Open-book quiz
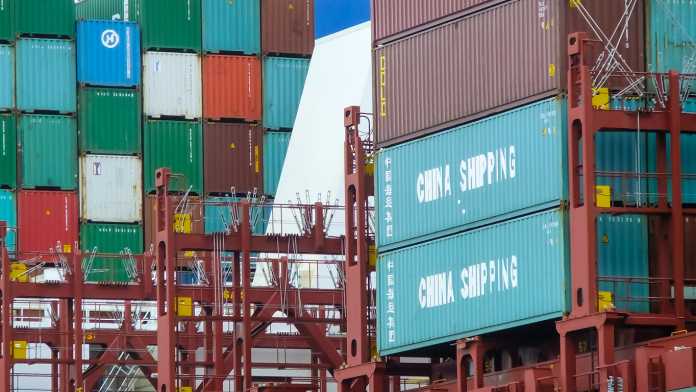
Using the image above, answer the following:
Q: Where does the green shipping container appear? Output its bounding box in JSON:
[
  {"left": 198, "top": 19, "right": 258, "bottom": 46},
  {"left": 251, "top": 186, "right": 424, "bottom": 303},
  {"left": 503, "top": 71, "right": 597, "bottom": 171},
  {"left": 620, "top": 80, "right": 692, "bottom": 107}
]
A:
[
  {"left": 15, "top": 0, "right": 75, "bottom": 38},
  {"left": 646, "top": 0, "right": 696, "bottom": 74},
  {"left": 80, "top": 223, "right": 143, "bottom": 283},
  {"left": 135, "top": 0, "right": 202, "bottom": 52},
  {"left": 144, "top": 119, "right": 203, "bottom": 194},
  {"left": 597, "top": 214, "right": 649, "bottom": 313},
  {"left": 19, "top": 115, "right": 77, "bottom": 190},
  {"left": 263, "top": 131, "right": 290, "bottom": 197},
  {"left": 0, "top": 114, "right": 16, "bottom": 189},
  {"left": 377, "top": 208, "right": 570, "bottom": 355},
  {"left": 79, "top": 87, "right": 142, "bottom": 155},
  {"left": 75, "top": 0, "right": 137, "bottom": 21},
  {"left": 0, "top": 0, "right": 12, "bottom": 42}
]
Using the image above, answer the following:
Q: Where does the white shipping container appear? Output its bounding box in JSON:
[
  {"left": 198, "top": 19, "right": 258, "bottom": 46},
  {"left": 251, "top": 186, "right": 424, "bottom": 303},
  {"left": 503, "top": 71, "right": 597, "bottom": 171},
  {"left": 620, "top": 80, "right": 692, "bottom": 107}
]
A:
[
  {"left": 80, "top": 155, "right": 143, "bottom": 223},
  {"left": 143, "top": 51, "right": 202, "bottom": 119}
]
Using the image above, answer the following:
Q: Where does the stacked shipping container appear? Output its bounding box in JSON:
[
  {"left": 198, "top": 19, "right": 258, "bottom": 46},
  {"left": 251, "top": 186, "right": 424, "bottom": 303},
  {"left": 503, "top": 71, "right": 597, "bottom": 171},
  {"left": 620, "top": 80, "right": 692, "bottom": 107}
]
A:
[
  {"left": 374, "top": 0, "right": 696, "bottom": 355},
  {"left": 0, "top": 0, "right": 315, "bottom": 284}
]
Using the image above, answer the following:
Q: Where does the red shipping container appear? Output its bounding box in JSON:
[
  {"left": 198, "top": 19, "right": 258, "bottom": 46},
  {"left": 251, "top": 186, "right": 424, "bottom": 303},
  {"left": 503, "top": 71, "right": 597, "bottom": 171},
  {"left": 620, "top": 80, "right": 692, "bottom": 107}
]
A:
[
  {"left": 143, "top": 195, "right": 204, "bottom": 250},
  {"left": 18, "top": 190, "right": 79, "bottom": 255},
  {"left": 373, "top": 0, "right": 490, "bottom": 44},
  {"left": 204, "top": 122, "right": 263, "bottom": 195},
  {"left": 262, "top": 0, "right": 314, "bottom": 56},
  {"left": 203, "top": 55, "right": 262, "bottom": 121}
]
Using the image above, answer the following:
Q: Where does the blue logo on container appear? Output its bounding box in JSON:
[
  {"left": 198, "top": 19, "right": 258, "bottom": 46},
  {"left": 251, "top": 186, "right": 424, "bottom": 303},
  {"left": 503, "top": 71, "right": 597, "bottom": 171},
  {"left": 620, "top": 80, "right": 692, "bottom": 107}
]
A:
[{"left": 101, "top": 30, "right": 120, "bottom": 49}]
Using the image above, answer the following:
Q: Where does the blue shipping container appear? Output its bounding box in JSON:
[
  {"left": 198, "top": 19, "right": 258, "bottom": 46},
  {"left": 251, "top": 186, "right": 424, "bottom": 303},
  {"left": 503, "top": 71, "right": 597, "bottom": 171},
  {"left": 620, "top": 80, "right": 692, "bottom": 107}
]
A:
[
  {"left": 77, "top": 20, "right": 141, "bottom": 87},
  {"left": 0, "top": 190, "right": 16, "bottom": 256},
  {"left": 16, "top": 38, "right": 76, "bottom": 113},
  {"left": 646, "top": 0, "right": 696, "bottom": 74},
  {"left": 597, "top": 214, "right": 649, "bottom": 313},
  {"left": 263, "top": 131, "right": 291, "bottom": 197},
  {"left": 263, "top": 57, "right": 310, "bottom": 130},
  {"left": 203, "top": 0, "right": 260, "bottom": 54},
  {"left": 377, "top": 208, "right": 569, "bottom": 355},
  {"left": 376, "top": 97, "right": 568, "bottom": 250},
  {"left": 0, "top": 45, "right": 13, "bottom": 110},
  {"left": 204, "top": 196, "right": 269, "bottom": 235}
]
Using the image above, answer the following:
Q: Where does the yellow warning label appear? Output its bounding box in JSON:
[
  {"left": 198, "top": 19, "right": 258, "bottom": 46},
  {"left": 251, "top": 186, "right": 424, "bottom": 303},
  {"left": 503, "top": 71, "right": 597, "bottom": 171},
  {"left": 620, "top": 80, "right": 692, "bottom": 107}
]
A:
[
  {"left": 174, "top": 214, "right": 192, "bottom": 234},
  {"left": 379, "top": 55, "right": 387, "bottom": 117},
  {"left": 598, "top": 291, "right": 614, "bottom": 312},
  {"left": 548, "top": 63, "right": 556, "bottom": 78},
  {"left": 595, "top": 185, "right": 611, "bottom": 208}
]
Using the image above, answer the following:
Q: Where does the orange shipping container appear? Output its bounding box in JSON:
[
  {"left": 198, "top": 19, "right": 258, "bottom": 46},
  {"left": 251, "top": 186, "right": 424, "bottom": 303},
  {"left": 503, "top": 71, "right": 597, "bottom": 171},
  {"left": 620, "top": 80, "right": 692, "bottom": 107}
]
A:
[{"left": 202, "top": 55, "right": 262, "bottom": 121}]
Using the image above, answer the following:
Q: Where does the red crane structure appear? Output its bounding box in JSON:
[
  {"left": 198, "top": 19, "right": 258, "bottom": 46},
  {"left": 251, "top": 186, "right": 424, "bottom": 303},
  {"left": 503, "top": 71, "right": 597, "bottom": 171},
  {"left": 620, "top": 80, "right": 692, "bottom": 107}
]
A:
[{"left": 335, "top": 33, "right": 696, "bottom": 391}]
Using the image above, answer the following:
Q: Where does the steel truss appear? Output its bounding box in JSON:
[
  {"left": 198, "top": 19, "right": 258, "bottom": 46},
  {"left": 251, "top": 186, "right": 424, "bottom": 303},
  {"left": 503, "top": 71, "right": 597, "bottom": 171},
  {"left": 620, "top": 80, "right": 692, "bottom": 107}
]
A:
[
  {"left": 335, "top": 34, "right": 696, "bottom": 392},
  {"left": 0, "top": 171, "right": 348, "bottom": 391}
]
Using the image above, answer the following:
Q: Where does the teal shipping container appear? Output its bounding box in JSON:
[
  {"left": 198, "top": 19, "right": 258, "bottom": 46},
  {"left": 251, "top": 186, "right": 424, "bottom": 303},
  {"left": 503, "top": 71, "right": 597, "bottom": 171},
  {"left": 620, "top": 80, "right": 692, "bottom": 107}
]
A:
[
  {"left": 204, "top": 196, "right": 269, "bottom": 235},
  {"left": 80, "top": 223, "right": 144, "bottom": 283},
  {"left": 597, "top": 214, "right": 649, "bottom": 313},
  {"left": 203, "top": 0, "right": 260, "bottom": 54},
  {"left": 0, "top": 190, "right": 16, "bottom": 256},
  {"left": 377, "top": 208, "right": 569, "bottom": 355},
  {"left": 144, "top": 119, "right": 203, "bottom": 194},
  {"left": 263, "top": 57, "right": 310, "bottom": 130},
  {"left": 19, "top": 115, "right": 77, "bottom": 190},
  {"left": 263, "top": 131, "right": 290, "bottom": 197},
  {"left": 16, "top": 38, "right": 76, "bottom": 113},
  {"left": 0, "top": 45, "right": 13, "bottom": 110},
  {"left": 0, "top": 114, "right": 16, "bottom": 189},
  {"left": 376, "top": 98, "right": 568, "bottom": 250},
  {"left": 646, "top": 0, "right": 696, "bottom": 74}
]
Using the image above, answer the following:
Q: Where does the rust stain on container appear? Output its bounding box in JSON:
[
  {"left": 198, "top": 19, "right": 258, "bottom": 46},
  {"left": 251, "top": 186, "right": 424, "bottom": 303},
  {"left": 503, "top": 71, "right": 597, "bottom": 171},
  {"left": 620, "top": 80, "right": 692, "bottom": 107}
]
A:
[
  {"left": 17, "top": 190, "right": 79, "bottom": 256},
  {"left": 262, "top": 0, "right": 314, "bottom": 56},
  {"left": 143, "top": 195, "right": 203, "bottom": 251},
  {"left": 372, "top": 0, "right": 492, "bottom": 44},
  {"left": 204, "top": 122, "right": 263, "bottom": 195},
  {"left": 374, "top": 0, "right": 644, "bottom": 147},
  {"left": 203, "top": 55, "right": 262, "bottom": 121}
]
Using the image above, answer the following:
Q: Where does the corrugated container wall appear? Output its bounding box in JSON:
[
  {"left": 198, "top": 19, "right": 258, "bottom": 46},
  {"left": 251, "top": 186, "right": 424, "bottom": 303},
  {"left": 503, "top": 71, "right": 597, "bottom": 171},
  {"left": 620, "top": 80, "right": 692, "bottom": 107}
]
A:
[
  {"left": 202, "top": 55, "right": 261, "bottom": 121},
  {"left": 80, "top": 155, "right": 143, "bottom": 223},
  {"left": 374, "top": 0, "right": 645, "bottom": 147},
  {"left": 646, "top": 0, "right": 696, "bottom": 74},
  {"left": 15, "top": 0, "right": 75, "bottom": 38},
  {"left": 596, "top": 214, "right": 649, "bottom": 313},
  {"left": 0, "top": 190, "right": 16, "bottom": 255},
  {"left": 77, "top": 20, "right": 141, "bottom": 87},
  {"left": 144, "top": 52, "right": 202, "bottom": 119},
  {"left": 262, "top": 0, "right": 314, "bottom": 56},
  {"left": 78, "top": 87, "right": 142, "bottom": 155},
  {"left": 263, "top": 131, "right": 291, "bottom": 197},
  {"left": 377, "top": 208, "right": 569, "bottom": 355},
  {"left": 203, "top": 0, "right": 260, "bottom": 54},
  {"left": 263, "top": 57, "right": 310, "bottom": 130},
  {"left": 377, "top": 98, "right": 567, "bottom": 249},
  {"left": 144, "top": 119, "right": 203, "bottom": 194},
  {"left": 0, "top": 45, "right": 13, "bottom": 110},
  {"left": 80, "top": 223, "right": 143, "bottom": 282},
  {"left": 144, "top": 195, "right": 203, "bottom": 249},
  {"left": 372, "top": 0, "right": 488, "bottom": 43},
  {"left": 204, "top": 196, "right": 269, "bottom": 235},
  {"left": 135, "top": 0, "right": 202, "bottom": 52},
  {"left": 0, "top": 114, "right": 16, "bottom": 189},
  {"left": 17, "top": 190, "right": 79, "bottom": 255},
  {"left": 0, "top": 0, "right": 12, "bottom": 42},
  {"left": 75, "top": 0, "right": 136, "bottom": 21},
  {"left": 19, "top": 115, "right": 77, "bottom": 190},
  {"left": 204, "top": 123, "right": 263, "bottom": 195},
  {"left": 16, "top": 38, "right": 77, "bottom": 114}
]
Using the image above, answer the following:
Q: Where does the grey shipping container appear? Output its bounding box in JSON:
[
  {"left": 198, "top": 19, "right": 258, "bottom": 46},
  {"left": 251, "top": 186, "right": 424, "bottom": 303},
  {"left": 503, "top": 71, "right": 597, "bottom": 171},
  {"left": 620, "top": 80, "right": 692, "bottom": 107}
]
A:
[{"left": 374, "top": 0, "right": 645, "bottom": 147}]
